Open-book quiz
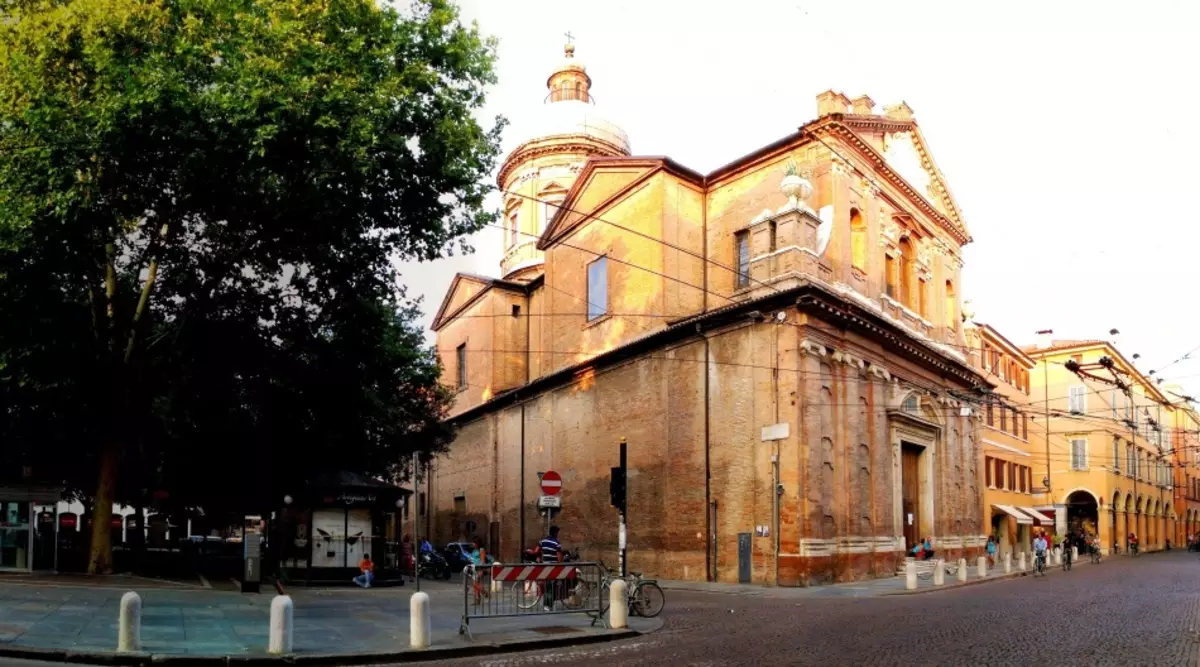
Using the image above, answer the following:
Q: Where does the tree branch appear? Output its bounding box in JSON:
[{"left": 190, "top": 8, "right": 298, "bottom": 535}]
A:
[{"left": 124, "top": 221, "right": 170, "bottom": 365}]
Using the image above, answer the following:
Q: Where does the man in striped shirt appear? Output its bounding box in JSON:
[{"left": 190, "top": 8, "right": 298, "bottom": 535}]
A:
[{"left": 539, "top": 525, "right": 562, "bottom": 610}]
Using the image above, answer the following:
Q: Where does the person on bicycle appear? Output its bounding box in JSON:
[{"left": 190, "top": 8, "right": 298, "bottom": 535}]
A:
[
  {"left": 1033, "top": 532, "right": 1049, "bottom": 573},
  {"left": 1129, "top": 532, "right": 1139, "bottom": 555},
  {"left": 1060, "top": 534, "right": 1073, "bottom": 569},
  {"left": 539, "top": 526, "right": 562, "bottom": 610}
]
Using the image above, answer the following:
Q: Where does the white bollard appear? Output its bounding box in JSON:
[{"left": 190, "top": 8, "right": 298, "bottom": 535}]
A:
[
  {"left": 117, "top": 591, "right": 141, "bottom": 653},
  {"left": 609, "top": 579, "right": 628, "bottom": 629},
  {"left": 1053, "top": 547, "right": 1061, "bottom": 565},
  {"left": 1072, "top": 546, "right": 1079, "bottom": 562},
  {"left": 905, "top": 559, "right": 917, "bottom": 590},
  {"left": 1018, "top": 552, "right": 1027, "bottom": 572},
  {"left": 410, "top": 592, "right": 431, "bottom": 649},
  {"left": 976, "top": 556, "right": 987, "bottom": 578},
  {"left": 1004, "top": 553, "right": 1012, "bottom": 574},
  {"left": 933, "top": 558, "right": 945, "bottom": 586},
  {"left": 268, "top": 595, "right": 293, "bottom": 655},
  {"left": 957, "top": 558, "right": 968, "bottom": 582}
]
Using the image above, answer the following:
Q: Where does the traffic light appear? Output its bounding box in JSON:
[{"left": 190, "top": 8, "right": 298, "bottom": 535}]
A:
[{"left": 610, "top": 466, "right": 626, "bottom": 513}]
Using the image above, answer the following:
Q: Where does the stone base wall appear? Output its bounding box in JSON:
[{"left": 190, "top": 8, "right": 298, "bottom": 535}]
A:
[{"left": 427, "top": 310, "right": 986, "bottom": 587}]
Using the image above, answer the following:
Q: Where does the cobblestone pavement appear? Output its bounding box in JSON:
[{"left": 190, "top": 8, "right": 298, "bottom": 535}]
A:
[{"left": 419, "top": 551, "right": 1200, "bottom": 667}]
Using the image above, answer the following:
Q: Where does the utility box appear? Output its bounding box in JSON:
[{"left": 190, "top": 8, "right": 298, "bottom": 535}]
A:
[{"left": 242, "top": 532, "right": 261, "bottom": 593}]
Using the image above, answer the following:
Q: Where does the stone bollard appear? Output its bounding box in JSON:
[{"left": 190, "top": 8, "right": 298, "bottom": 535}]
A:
[
  {"left": 609, "top": 579, "right": 629, "bottom": 629},
  {"left": 1072, "top": 546, "right": 1079, "bottom": 562},
  {"left": 933, "top": 558, "right": 945, "bottom": 586},
  {"left": 117, "top": 592, "right": 141, "bottom": 653},
  {"left": 268, "top": 595, "right": 293, "bottom": 655},
  {"left": 1004, "top": 553, "right": 1012, "bottom": 574},
  {"left": 977, "top": 556, "right": 987, "bottom": 578},
  {"left": 905, "top": 559, "right": 917, "bottom": 590},
  {"left": 1053, "top": 547, "right": 1061, "bottom": 565},
  {"left": 1018, "top": 552, "right": 1027, "bottom": 572},
  {"left": 957, "top": 558, "right": 968, "bottom": 582},
  {"left": 410, "top": 592, "right": 431, "bottom": 649}
]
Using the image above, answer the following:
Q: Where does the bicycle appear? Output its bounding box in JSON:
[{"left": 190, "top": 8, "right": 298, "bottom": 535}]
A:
[
  {"left": 1034, "top": 550, "right": 1047, "bottom": 576},
  {"left": 595, "top": 561, "right": 666, "bottom": 618},
  {"left": 1090, "top": 544, "right": 1102, "bottom": 564},
  {"left": 1061, "top": 548, "right": 1072, "bottom": 572}
]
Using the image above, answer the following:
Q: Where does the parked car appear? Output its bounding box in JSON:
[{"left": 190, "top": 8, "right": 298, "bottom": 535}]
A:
[{"left": 443, "top": 542, "right": 475, "bottom": 573}]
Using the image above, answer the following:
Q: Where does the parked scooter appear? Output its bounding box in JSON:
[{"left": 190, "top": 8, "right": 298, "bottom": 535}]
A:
[{"left": 418, "top": 550, "right": 452, "bottom": 580}]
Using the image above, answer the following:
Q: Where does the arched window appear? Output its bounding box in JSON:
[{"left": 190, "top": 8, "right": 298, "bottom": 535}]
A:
[
  {"left": 575, "top": 81, "right": 583, "bottom": 101},
  {"left": 850, "top": 208, "right": 866, "bottom": 270},
  {"left": 885, "top": 253, "right": 897, "bottom": 299},
  {"left": 897, "top": 237, "right": 913, "bottom": 309},
  {"left": 945, "top": 279, "right": 956, "bottom": 329}
]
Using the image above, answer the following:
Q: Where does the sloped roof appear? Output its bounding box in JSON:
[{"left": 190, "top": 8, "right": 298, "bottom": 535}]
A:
[{"left": 430, "top": 272, "right": 535, "bottom": 332}]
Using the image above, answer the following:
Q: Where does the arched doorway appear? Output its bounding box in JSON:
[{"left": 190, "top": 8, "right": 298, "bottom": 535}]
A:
[
  {"left": 1111, "top": 491, "right": 1121, "bottom": 554},
  {"left": 1064, "top": 489, "right": 1099, "bottom": 543}
]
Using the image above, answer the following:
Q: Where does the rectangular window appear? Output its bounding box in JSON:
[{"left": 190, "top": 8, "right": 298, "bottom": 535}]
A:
[
  {"left": 735, "top": 231, "right": 750, "bottom": 289},
  {"left": 1113, "top": 437, "right": 1120, "bottom": 472},
  {"left": 587, "top": 256, "right": 608, "bottom": 321},
  {"left": 453, "top": 495, "right": 466, "bottom": 514},
  {"left": 1000, "top": 407, "right": 1007, "bottom": 432},
  {"left": 985, "top": 456, "right": 993, "bottom": 487},
  {"left": 455, "top": 343, "right": 467, "bottom": 389},
  {"left": 918, "top": 278, "right": 928, "bottom": 319},
  {"left": 540, "top": 198, "right": 563, "bottom": 233},
  {"left": 1112, "top": 390, "right": 1122, "bottom": 419},
  {"left": 1068, "top": 386, "right": 1086, "bottom": 415},
  {"left": 507, "top": 210, "right": 519, "bottom": 248},
  {"left": 1019, "top": 466, "right": 1027, "bottom": 493},
  {"left": 1012, "top": 409, "right": 1020, "bottom": 436},
  {"left": 1007, "top": 462, "right": 1015, "bottom": 491},
  {"left": 1127, "top": 445, "right": 1135, "bottom": 477},
  {"left": 986, "top": 401, "right": 994, "bottom": 427},
  {"left": 1071, "top": 438, "right": 1088, "bottom": 470},
  {"left": 1022, "top": 414, "right": 1028, "bottom": 440},
  {"left": 885, "top": 254, "right": 897, "bottom": 298},
  {"left": 996, "top": 459, "right": 1005, "bottom": 489}
]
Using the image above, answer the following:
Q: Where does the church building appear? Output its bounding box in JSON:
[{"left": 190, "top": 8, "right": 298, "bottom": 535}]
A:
[{"left": 428, "top": 43, "right": 990, "bottom": 585}]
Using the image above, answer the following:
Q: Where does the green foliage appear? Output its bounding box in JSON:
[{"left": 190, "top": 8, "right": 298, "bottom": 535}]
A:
[{"left": 0, "top": 0, "right": 501, "bottom": 517}]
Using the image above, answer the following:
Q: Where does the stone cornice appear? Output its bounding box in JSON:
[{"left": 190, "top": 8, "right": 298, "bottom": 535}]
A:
[
  {"left": 808, "top": 121, "right": 970, "bottom": 247},
  {"left": 497, "top": 136, "right": 628, "bottom": 189}
]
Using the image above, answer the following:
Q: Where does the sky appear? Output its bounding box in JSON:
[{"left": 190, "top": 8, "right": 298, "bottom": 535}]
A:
[{"left": 396, "top": 0, "right": 1200, "bottom": 396}]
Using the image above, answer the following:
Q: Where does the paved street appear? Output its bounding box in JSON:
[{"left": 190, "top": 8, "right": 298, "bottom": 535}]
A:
[
  {"left": 0, "top": 577, "right": 646, "bottom": 657},
  {"left": 421, "top": 551, "right": 1200, "bottom": 667}
]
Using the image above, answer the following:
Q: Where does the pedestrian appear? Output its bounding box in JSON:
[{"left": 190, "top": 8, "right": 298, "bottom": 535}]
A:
[
  {"left": 985, "top": 536, "right": 997, "bottom": 566},
  {"left": 420, "top": 537, "right": 433, "bottom": 554},
  {"left": 468, "top": 538, "right": 492, "bottom": 604},
  {"left": 353, "top": 553, "right": 375, "bottom": 588},
  {"left": 401, "top": 534, "right": 414, "bottom": 582},
  {"left": 921, "top": 536, "right": 935, "bottom": 561},
  {"left": 540, "top": 525, "right": 563, "bottom": 610}
]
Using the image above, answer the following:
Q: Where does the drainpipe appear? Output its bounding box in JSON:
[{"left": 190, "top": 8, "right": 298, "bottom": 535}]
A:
[{"left": 701, "top": 324, "right": 713, "bottom": 581}]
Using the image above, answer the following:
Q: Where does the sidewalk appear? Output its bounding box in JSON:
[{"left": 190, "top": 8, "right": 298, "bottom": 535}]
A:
[
  {"left": 0, "top": 576, "right": 658, "bottom": 663},
  {"left": 661, "top": 552, "right": 1108, "bottom": 599}
]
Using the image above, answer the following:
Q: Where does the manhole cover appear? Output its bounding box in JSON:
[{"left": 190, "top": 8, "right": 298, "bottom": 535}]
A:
[{"left": 530, "top": 626, "right": 581, "bottom": 635}]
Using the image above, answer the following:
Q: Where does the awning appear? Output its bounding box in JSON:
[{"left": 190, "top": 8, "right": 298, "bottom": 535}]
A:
[
  {"left": 993, "top": 504, "right": 1033, "bottom": 525},
  {"left": 1020, "top": 507, "right": 1054, "bottom": 524}
]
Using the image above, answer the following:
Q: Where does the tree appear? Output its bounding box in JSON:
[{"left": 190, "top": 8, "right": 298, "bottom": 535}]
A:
[{"left": 0, "top": 0, "right": 501, "bottom": 572}]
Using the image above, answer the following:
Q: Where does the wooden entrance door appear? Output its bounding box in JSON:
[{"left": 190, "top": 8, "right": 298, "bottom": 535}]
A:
[{"left": 901, "top": 444, "right": 922, "bottom": 551}]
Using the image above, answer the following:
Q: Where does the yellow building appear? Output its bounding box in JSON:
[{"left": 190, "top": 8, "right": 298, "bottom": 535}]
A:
[
  {"left": 964, "top": 323, "right": 1052, "bottom": 559},
  {"left": 1024, "top": 337, "right": 1175, "bottom": 555},
  {"left": 1166, "top": 386, "right": 1200, "bottom": 545}
]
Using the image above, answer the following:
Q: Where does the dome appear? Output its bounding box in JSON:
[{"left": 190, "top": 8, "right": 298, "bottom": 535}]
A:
[{"left": 516, "top": 99, "right": 630, "bottom": 155}]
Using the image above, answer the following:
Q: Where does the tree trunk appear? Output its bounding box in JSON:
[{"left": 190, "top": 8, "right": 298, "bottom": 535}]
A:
[{"left": 87, "top": 442, "right": 119, "bottom": 574}]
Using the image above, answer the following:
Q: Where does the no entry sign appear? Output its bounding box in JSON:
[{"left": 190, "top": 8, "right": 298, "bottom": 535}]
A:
[{"left": 540, "top": 470, "right": 563, "bottom": 496}]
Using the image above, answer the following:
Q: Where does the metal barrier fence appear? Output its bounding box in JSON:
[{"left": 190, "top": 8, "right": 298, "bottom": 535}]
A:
[{"left": 460, "top": 561, "right": 609, "bottom": 638}]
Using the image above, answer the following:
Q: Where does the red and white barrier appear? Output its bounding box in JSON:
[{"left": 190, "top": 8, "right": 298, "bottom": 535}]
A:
[{"left": 490, "top": 564, "right": 577, "bottom": 582}]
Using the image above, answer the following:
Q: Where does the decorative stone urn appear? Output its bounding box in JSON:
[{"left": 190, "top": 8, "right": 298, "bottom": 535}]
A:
[{"left": 780, "top": 162, "right": 813, "bottom": 210}]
